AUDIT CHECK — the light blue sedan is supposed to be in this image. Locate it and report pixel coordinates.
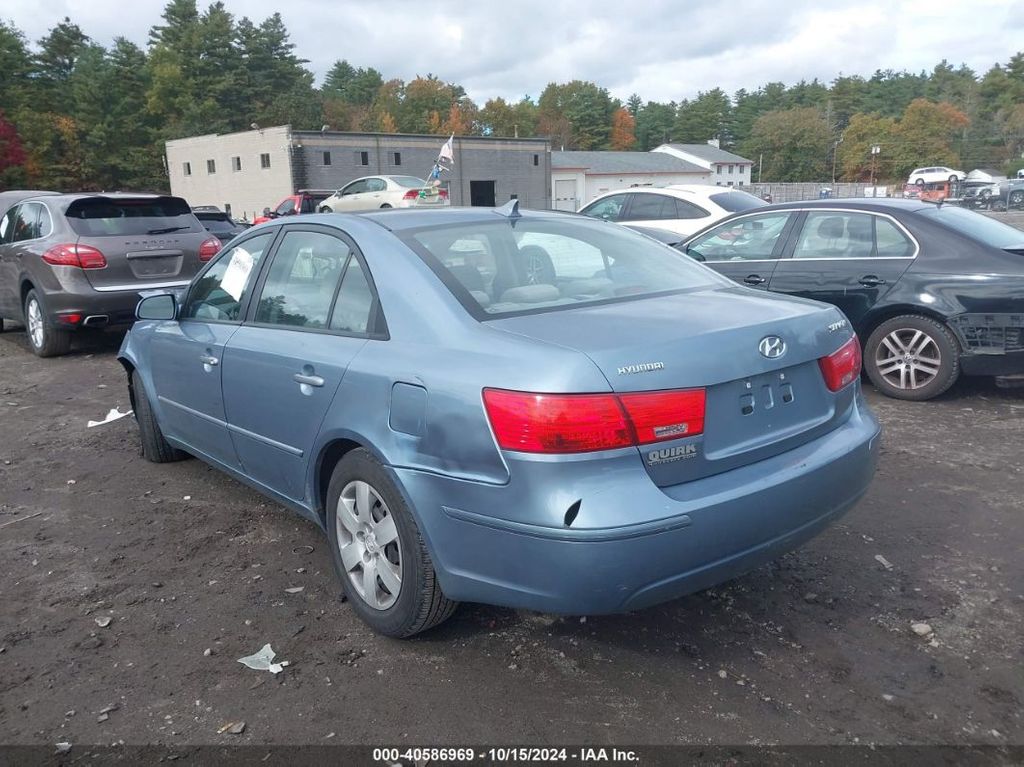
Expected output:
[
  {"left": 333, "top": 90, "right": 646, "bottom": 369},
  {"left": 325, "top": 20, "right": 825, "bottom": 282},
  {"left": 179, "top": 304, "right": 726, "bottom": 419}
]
[{"left": 118, "top": 204, "right": 880, "bottom": 637}]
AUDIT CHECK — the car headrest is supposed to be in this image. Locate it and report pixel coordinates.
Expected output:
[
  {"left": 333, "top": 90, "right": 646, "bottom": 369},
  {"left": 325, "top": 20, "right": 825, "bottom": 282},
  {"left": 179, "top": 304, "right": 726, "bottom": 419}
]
[
  {"left": 817, "top": 216, "right": 845, "bottom": 239},
  {"left": 499, "top": 284, "right": 560, "bottom": 304}
]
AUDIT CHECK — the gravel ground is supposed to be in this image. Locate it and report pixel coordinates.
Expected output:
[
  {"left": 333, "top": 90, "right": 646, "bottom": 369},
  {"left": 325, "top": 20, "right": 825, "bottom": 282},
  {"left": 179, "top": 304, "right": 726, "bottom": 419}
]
[{"left": 1, "top": 223, "right": 1023, "bottom": 752}]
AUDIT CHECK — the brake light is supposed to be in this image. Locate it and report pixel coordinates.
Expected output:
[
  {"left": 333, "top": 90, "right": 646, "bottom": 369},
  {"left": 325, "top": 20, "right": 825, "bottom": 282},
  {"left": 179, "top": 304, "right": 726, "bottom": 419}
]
[
  {"left": 482, "top": 387, "right": 706, "bottom": 454},
  {"left": 818, "top": 336, "right": 862, "bottom": 392},
  {"left": 198, "top": 237, "right": 221, "bottom": 261},
  {"left": 619, "top": 389, "right": 706, "bottom": 444},
  {"left": 42, "top": 243, "right": 107, "bottom": 269},
  {"left": 438, "top": 189, "right": 448, "bottom": 200},
  {"left": 403, "top": 189, "right": 421, "bottom": 200}
]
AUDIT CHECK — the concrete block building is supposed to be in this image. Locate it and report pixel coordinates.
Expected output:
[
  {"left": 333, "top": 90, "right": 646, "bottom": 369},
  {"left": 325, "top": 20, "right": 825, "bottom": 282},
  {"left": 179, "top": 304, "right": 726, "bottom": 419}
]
[{"left": 166, "top": 126, "right": 551, "bottom": 221}]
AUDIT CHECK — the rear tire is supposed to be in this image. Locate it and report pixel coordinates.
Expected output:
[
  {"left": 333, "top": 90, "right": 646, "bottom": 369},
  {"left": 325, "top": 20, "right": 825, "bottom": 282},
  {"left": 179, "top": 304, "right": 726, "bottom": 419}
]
[
  {"left": 915, "top": 178, "right": 925, "bottom": 186},
  {"left": 1009, "top": 190, "right": 1024, "bottom": 208},
  {"left": 379, "top": 203, "right": 393, "bottom": 209},
  {"left": 948, "top": 175, "right": 958, "bottom": 184},
  {"left": 326, "top": 448, "right": 456, "bottom": 637},
  {"left": 318, "top": 205, "right": 332, "bottom": 213},
  {"left": 864, "top": 315, "right": 960, "bottom": 401},
  {"left": 23, "top": 289, "right": 71, "bottom": 358},
  {"left": 132, "top": 370, "right": 187, "bottom": 463}
]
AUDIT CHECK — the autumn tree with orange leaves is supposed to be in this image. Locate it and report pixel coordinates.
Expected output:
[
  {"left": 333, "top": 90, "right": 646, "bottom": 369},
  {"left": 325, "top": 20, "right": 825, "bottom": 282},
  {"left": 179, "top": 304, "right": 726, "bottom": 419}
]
[{"left": 609, "top": 108, "right": 636, "bottom": 150}]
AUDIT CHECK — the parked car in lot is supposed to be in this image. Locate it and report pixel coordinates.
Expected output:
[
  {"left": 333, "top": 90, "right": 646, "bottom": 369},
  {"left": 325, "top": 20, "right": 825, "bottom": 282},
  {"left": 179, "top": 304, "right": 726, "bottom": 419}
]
[
  {"left": 0, "top": 193, "right": 220, "bottom": 356},
  {"left": 908, "top": 166, "right": 965, "bottom": 185},
  {"left": 578, "top": 185, "right": 766, "bottom": 237},
  {"left": 989, "top": 179, "right": 1024, "bottom": 211},
  {"left": 677, "top": 199, "right": 1024, "bottom": 400},
  {"left": 253, "top": 190, "right": 333, "bottom": 225},
  {"left": 318, "top": 175, "right": 449, "bottom": 213},
  {"left": 192, "top": 206, "right": 248, "bottom": 244},
  {"left": 119, "top": 205, "right": 879, "bottom": 637}
]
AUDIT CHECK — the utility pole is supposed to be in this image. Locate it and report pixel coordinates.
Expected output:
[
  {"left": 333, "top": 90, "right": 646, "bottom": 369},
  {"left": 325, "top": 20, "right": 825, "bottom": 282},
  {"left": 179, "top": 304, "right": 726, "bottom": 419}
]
[
  {"left": 870, "top": 144, "right": 881, "bottom": 189},
  {"left": 758, "top": 152, "right": 763, "bottom": 183},
  {"left": 832, "top": 136, "right": 844, "bottom": 184}
]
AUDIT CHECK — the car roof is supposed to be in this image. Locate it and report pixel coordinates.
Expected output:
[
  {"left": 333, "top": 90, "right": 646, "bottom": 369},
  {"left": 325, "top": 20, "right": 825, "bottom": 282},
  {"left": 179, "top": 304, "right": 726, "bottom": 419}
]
[
  {"left": 354, "top": 205, "right": 579, "bottom": 232},
  {"left": 0, "top": 189, "right": 60, "bottom": 212},
  {"left": 590, "top": 185, "right": 755, "bottom": 202},
  {"left": 751, "top": 198, "right": 935, "bottom": 214}
]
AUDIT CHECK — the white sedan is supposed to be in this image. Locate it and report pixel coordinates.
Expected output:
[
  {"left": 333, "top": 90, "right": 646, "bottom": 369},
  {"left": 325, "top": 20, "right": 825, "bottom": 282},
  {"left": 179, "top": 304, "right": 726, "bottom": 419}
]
[
  {"left": 907, "top": 166, "right": 965, "bottom": 185},
  {"left": 319, "top": 175, "right": 449, "bottom": 212},
  {"left": 578, "top": 185, "right": 766, "bottom": 237}
]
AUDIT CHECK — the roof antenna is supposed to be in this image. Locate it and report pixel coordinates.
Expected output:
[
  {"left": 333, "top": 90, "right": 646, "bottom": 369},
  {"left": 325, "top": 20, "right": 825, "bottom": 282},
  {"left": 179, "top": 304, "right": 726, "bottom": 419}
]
[{"left": 494, "top": 199, "right": 520, "bottom": 219}]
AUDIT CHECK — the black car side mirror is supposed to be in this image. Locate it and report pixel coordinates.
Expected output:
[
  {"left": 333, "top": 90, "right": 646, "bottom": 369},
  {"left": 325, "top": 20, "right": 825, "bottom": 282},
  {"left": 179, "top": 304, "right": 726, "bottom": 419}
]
[
  {"left": 136, "top": 294, "right": 177, "bottom": 321},
  {"left": 676, "top": 244, "right": 704, "bottom": 262}
]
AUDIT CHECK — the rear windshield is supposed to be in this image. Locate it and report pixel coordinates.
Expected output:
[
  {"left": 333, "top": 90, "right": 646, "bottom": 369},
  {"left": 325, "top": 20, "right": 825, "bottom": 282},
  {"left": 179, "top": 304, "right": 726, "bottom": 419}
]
[
  {"left": 709, "top": 190, "right": 767, "bottom": 213},
  {"left": 66, "top": 197, "right": 199, "bottom": 237},
  {"left": 391, "top": 176, "right": 429, "bottom": 188},
  {"left": 917, "top": 205, "right": 1024, "bottom": 249},
  {"left": 195, "top": 212, "right": 237, "bottom": 232},
  {"left": 400, "top": 216, "right": 726, "bottom": 318}
]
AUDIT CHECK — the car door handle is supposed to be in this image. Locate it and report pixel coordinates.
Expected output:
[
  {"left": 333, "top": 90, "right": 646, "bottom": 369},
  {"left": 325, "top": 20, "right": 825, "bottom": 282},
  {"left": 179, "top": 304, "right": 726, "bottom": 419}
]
[
  {"left": 199, "top": 354, "right": 219, "bottom": 366},
  {"left": 293, "top": 373, "right": 325, "bottom": 387},
  {"left": 743, "top": 274, "right": 767, "bottom": 285},
  {"left": 859, "top": 275, "right": 886, "bottom": 287}
]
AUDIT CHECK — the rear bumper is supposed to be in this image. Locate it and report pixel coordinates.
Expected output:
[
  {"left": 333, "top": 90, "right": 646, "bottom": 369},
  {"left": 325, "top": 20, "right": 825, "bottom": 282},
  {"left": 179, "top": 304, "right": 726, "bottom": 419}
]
[
  {"left": 394, "top": 393, "right": 881, "bottom": 614},
  {"left": 36, "top": 276, "right": 190, "bottom": 328}
]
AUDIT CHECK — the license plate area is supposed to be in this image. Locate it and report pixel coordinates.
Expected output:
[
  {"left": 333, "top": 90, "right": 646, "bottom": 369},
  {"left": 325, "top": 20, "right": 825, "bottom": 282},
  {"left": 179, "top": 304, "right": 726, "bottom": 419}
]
[{"left": 126, "top": 250, "right": 183, "bottom": 278}]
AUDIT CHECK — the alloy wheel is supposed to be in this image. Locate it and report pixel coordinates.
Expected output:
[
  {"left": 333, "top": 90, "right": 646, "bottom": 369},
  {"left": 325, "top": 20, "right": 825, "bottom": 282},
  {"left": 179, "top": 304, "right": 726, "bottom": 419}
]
[
  {"left": 26, "top": 298, "right": 44, "bottom": 349},
  {"left": 874, "top": 328, "right": 941, "bottom": 391},
  {"left": 335, "top": 480, "right": 403, "bottom": 610}
]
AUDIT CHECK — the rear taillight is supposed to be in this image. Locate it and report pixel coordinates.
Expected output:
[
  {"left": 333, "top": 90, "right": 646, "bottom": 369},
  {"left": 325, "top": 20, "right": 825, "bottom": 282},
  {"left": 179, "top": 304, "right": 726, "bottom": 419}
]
[
  {"left": 42, "top": 243, "right": 107, "bottom": 269},
  {"left": 818, "top": 335, "right": 862, "bottom": 392},
  {"left": 482, "top": 387, "right": 706, "bottom": 454},
  {"left": 198, "top": 237, "right": 221, "bottom": 261},
  {"left": 438, "top": 189, "right": 449, "bottom": 200},
  {"left": 619, "top": 389, "right": 706, "bottom": 444},
  {"left": 403, "top": 189, "right": 421, "bottom": 200}
]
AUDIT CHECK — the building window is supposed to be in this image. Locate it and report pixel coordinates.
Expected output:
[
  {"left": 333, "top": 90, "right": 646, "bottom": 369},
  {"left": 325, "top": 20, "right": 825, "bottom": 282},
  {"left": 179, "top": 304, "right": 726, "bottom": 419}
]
[
  {"left": 739, "top": 165, "right": 745, "bottom": 175},
  {"left": 232, "top": 156, "right": 242, "bottom": 172},
  {"left": 206, "top": 159, "right": 216, "bottom": 174},
  {"left": 183, "top": 162, "right": 191, "bottom": 177},
  {"left": 728, "top": 164, "right": 734, "bottom": 174},
  {"left": 356, "top": 151, "right": 369, "bottom": 166},
  {"left": 392, "top": 152, "right": 401, "bottom": 166},
  {"left": 260, "top": 153, "right": 271, "bottom": 169},
  {"left": 323, "top": 151, "right": 332, "bottom": 166},
  {"left": 533, "top": 154, "right": 539, "bottom": 166},
  {"left": 716, "top": 164, "right": 723, "bottom": 174},
  {"left": 225, "top": 203, "right": 232, "bottom": 217}
]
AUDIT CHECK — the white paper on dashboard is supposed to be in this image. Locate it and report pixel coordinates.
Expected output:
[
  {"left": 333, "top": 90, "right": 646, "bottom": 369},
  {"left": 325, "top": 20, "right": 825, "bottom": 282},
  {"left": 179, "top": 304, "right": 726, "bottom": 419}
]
[{"left": 220, "top": 249, "right": 255, "bottom": 301}]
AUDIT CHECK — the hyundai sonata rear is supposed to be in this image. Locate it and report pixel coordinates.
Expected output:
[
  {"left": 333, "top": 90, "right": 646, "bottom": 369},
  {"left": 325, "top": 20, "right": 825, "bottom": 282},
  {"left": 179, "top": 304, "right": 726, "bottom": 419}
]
[{"left": 121, "top": 208, "right": 880, "bottom": 637}]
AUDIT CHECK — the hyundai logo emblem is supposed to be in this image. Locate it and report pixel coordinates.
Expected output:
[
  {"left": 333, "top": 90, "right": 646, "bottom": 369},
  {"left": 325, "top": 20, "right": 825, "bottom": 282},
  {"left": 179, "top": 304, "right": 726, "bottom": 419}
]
[{"left": 758, "top": 335, "right": 786, "bottom": 359}]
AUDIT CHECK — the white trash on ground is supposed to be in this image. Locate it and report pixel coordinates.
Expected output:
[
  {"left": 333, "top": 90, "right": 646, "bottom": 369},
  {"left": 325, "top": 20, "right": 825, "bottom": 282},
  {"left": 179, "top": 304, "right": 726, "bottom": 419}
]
[
  {"left": 87, "top": 408, "right": 133, "bottom": 428},
  {"left": 237, "top": 643, "right": 289, "bottom": 674}
]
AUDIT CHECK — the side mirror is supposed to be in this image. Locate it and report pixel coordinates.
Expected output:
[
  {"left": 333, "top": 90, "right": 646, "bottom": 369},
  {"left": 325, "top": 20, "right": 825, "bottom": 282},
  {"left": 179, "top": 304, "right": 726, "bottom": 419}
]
[
  {"left": 136, "top": 293, "right": 177, "bottom": 321},
  {"left": 677, "top": 245, "right": 704, "bottom": 262}
]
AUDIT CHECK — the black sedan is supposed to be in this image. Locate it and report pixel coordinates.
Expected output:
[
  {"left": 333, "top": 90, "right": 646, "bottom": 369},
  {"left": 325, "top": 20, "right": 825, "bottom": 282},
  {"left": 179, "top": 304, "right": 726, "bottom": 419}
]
[{"left": 676, "top": 199, "right": 1024, "bottom": 400}]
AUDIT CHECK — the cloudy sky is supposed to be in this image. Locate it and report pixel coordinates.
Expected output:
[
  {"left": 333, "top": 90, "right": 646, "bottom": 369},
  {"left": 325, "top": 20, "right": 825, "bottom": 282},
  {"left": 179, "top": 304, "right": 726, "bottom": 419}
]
[{"left": 5, "top": 0, "right": 1023, "bottom": 104}]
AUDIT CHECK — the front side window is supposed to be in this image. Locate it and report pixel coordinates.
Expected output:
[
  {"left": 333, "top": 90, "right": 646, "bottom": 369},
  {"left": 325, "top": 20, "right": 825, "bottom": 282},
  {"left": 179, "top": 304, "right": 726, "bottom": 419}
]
[
  {"left": 342, "top": 180, "right": 368, "bottom": 196},
  {"left": 275, "top": 198, "right": 297, "bottom": 216},
  {"left": 255, "top": 231, "right": 352, "bottom": 330},
  {"left": 793, "top": 212, "right": 887, "bottom": 259},
  {"left": 687, "top": 212, "right": 792, "bottom": 262},
  {"left": 183, "top": 232, "right": 275, "bottom": 322},
  {"left": 402, "top": 216, "right": 725, "bottom": 318},
  {"left": 579, "top": 193, "right": 628, "bottom": 222}
]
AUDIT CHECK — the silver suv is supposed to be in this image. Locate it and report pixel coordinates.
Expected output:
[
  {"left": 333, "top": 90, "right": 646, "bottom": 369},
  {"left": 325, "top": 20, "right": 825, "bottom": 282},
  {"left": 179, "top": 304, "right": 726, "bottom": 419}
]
[{"left": 0, "top": 192, "right": 220, "bottom": 356}]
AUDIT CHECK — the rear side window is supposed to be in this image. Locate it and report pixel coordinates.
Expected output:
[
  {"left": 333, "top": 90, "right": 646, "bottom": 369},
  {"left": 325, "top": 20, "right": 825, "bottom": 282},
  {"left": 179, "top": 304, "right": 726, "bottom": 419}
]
[
  {"left": 255, "top": 231, "right": 352, "bottom": 330},
  {"left": 329, "top": 257, "right": 373, "bottom": 334},
  {"left": 66, "top": 197, "right": 197, "bottom": 237},
  {"left": 622, "top": 194, "right": 675, "bottom": 221},
  {"left": 917, "top": 205, "right": 1024, "bottom": 249},
  {"left": 183, "top": 232, "right": 275, "bottom": 322}
]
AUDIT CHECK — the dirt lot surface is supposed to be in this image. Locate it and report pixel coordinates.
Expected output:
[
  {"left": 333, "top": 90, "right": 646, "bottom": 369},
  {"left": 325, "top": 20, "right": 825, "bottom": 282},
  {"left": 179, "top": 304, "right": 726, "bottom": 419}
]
[{"left": 1, "top": 247, "right": 1023, "bottom": 752}]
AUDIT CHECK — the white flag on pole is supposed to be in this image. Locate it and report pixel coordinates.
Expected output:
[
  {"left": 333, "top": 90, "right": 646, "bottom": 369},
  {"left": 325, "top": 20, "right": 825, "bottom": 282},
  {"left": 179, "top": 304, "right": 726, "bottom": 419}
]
[{"left": 438, "top": 134, "right": 455, "bottom": 165}]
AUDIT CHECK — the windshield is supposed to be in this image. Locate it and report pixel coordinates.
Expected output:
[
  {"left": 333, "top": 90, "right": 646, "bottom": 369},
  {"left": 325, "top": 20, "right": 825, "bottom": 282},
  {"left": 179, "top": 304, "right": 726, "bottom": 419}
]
[
  {"left": 709, "top": 190, "right": 768, "bottom": 213},
  {"left": 401, "top": 217, "right": 726, "bottom": 318},
  {"left": 917, "top": 205, "right": 1024, "bottom": 249},
  {"left": 391, "top": 176, "right": 429, "bottom": 188},
  {"left": 67, "top": 197, "right": 198, "bottom": 237}
]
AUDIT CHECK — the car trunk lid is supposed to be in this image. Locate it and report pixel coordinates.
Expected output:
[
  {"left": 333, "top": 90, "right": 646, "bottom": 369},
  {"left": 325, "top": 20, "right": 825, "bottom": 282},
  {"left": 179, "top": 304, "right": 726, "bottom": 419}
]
[
  {"left": 65, "top": 196, "right": 209, "bottom": 290},
  {"left": 489, "top": 287, "right": 858, "bottom": 486}
]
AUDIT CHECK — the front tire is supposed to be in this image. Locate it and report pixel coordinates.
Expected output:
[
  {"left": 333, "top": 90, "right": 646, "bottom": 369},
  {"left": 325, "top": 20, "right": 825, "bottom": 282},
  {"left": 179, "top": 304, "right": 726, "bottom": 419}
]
[
  {"left": 326, "top": 448, "right": 456, "bottom": 637},
  {"left": 864, "top": 315, "right": 960, "bottom": 401},
  {"left": 915, "top": 178, "right": 925, "bottom": 186},
  {"left": 318, "top": 205, "right": 332, "bottom": 213},
  {"left": 23, "top": 289, "right": 71, "bottom": 357},
  {"left": 132, "top": 370, "right": 187, "bottom": 462}
]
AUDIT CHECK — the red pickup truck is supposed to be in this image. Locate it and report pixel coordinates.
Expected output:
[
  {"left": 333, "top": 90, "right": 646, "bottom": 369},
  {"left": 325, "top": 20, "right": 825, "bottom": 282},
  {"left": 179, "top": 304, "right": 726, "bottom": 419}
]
[{"left": 253, "top": 190, "right": 333, "bottom": 224}]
